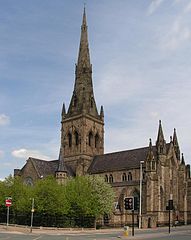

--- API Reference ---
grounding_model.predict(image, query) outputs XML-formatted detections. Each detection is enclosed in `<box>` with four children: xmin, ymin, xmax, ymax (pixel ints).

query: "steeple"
<box><xmin>77</xmin><ymin>6</ymin><xmax>91</xmax><ymax>70</ymax></box>
<box><xmin>60</xmin><ymin>8</ymin><xmax>104</xmax><ymax>176</ymax></box>
<box><xmin>67</xmin><ymin>7</ymin><xmax>99</xmax><ymax>119</ymax></box>
<box><xmin>156</xmin><ymin>120</ymin><xmax>166</xmax><ymax>155</ymax></box>
<box><xmin>173</xmin><ymin>128</ymin><xmax>180</xmax><ymax>160</ymax></box>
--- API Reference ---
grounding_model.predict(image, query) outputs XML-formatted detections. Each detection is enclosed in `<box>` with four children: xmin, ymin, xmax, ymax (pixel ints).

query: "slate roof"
<box><xmin>29</xmin><ymin>158</ymin><xmax>58</xmax><ymax>177</ymax></box>
<box><xmin>21</xmin><ymin>143</ymin><xmax>171</xmax><ymax>177</ymax></box>
<box><xmin>88</xmin><ymin>146</ymin><xmax>157</xmax><ymax>174</ymax></box>
<box><xmin>24</xmin><ymin>157</ymin><xmax>75</xmax><ymax>178</ymax></box>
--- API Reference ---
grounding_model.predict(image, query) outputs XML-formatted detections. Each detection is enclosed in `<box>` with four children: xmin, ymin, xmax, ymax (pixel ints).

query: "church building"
<box><xmin>14</xmin><ymin>8</ymin><xmax>191</xmax><ymax>228</ymax></box>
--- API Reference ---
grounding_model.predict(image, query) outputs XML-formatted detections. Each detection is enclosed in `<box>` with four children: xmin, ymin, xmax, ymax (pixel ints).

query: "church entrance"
<box><xmin>103</xmin><ymin>214</ymin><xmax>109</xmax><ymax>226</ymax></box>
<box><xmin>148</xmin><ymin>217</ymin><xmax>151</xmax><ymax>228</ymax></box>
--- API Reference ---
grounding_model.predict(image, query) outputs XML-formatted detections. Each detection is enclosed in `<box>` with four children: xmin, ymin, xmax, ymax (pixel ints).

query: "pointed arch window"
<box><xmin>88</xmin><ymin>131</ymin><xmax>93</xmax><ymax>146</ymax></box>
<box><xmin>75</xmin><ymin>131</ymin><xmax>79</xmax><ymax>146</ymax></box>
<box><xmin>128</xmin><ymin>172</ymin><xmax>132</xmax><ymax>181</ymax></box>
<box><xmin>68</xmin><ymin>132</ymin><xmax>72</xmax><ymax>148</ymax></box>
<box><xmin>109</xmin><ymin>174</ymin><xmax>114</xmax><ymax>183</ymax></box>
<box><xmin>122</xmin><ymin>173</ymin><xmax>127</xmax><ymax>182</ymax></box>
<box><xmin>159</xmin><ymin>145</ymin><xmax>163</xmax><ymax>154</ymax></box>
<box><xmin>105</xmin><ymin>175</ymin><xmax>108</xmax><ymax>183</ymax></box>
<box><xmin>25</xmin><ymin>177</ymin><xmax>33</xmax><ymax>186</ymax></box>
<box><xmin>151</xmin><ymin>160</ymin><xmax>156</xmax><ymax>170</ymax></box>
<box><xmin>160</xmin><ymin>186</ymin><xmax>164</xmax><ymax>210</ymax></box>
<box><xmin>95</xmin><ymin>133</ymin><xmax>99</xmax><ymax>148</ymax></box>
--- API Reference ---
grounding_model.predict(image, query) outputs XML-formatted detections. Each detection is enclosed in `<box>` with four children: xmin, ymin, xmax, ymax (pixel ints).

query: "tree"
<box><xmin>65</xmin><ymin>175</ymin><xmax>115</xmax><ymax>218</ymax></box>
<box><xmin>0</xmin><ymin>174</ymin><xmax>115</xmax><ymax>227</ymax></box>
<box><xmin>33</xmin><ymin>176</ymin><xmax>69</xmax><ymax>215</ymax></box>
<box><xmin>88</xmin><ymin>175</ymin><xmax>115</xmax><ymax>217</ymax></box>
<box><xmin>0</xmin><ymin>175</ymin><xmax>31</xmax><ymax>212</ymax></box>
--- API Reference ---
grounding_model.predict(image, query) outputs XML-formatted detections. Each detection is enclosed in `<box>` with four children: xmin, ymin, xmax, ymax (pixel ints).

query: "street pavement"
<box><xmin>0</xmin><ymin>225</ymin><xmax>190</xmax><ymax>239</ymax></box>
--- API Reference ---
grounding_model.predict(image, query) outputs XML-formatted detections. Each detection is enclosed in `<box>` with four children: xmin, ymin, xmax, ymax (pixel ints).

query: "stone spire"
<box><xmin>76</xmin><ymin>6</ymin><xmax>91</xmax><ymax>70</ymax></box>
<box><xmin>146</xmin><ymin>138</ymin><xmax>156</xmax><ymax>171</ymax></box>
<box><xmin>181</xmin><ymin>153</ymin><xmax>185</xmax><ymax>165</ymax></box>
<box><xmin>57</xmin><ymin>147</ymin><xmax>67</xmax><ymax>172</ymax></box>
<box><xmin>100</xmin><ymin>105</ymin><xmax>104</xmax><ymax>120</ymax></box>
<box><xmin>67</xmin><ymin>7</ymin><xmax>99</xmax><ymax>118</ymax></box>
<box><xmin>156</xmin><ymin>120</ymin><xmax>166</xmax><ymax>155</ymax></box>
<box><xmin>149</xmin><ymin>138</ymin><xmax>152</xmax><ymax>150</ymax></box>
<box><xmin>62</xmin><ymin>103</ymin><xmax>66</xmax><ymax>119</ymax></box>
<box><xmin>173</xmin><ymin>128</ymin><xmax>180</xmax><ymax>160</ymax></box>
<box><xmin>148</xmin><ymin>138</ymin><xmax>154</xmax><ymax>160</ymax></box>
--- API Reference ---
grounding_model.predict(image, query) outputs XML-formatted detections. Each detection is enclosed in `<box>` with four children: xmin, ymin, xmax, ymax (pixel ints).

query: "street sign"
<box><xmin>5</xmin><ymin>198</ymin><xmax>12</xmax><ymax>207</ymax></box>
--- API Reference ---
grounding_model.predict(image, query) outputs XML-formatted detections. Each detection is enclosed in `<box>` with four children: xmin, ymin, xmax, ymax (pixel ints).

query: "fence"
<box><xmin>0</xmin><ymin>209</ymin><xmax>95</xmax><ymax>228</ymax></box>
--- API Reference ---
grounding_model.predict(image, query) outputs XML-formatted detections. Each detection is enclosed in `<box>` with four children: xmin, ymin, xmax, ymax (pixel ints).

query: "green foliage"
<box><xmin>65</xmin><ymin>176</ymin><xmax>94</xmax><ymax>216</ymax></box>
<box><xmin>33</xmin><ymin>176</ymin><xmax>69</xmax><ymax>215</ymax></box>
<box><xmin>65</xmin><ymin>175</ymin><xmax>115</xmax><ymax>217</ymax></box>
<box><xmin>88</xmin><ymin>175</ymin><xmax>115</xmax><ymax>217</ymax></box>
<box><xmin>0</xmin><ymin>175</ymin><xmax>31</xmax><ymax>212</ymax></box>
<box><xmin>0</xmin><ymin>175</ymin><xmax>115</xmax><ymax>221</ymax></box>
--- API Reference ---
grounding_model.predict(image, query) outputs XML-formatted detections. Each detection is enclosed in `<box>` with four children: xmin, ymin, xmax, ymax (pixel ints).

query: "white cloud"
<box><xmin>0</xmin><ymin>114</ymin><xmax>10</xmax><ymax>126</ymax></box>
<box><xmin>12</xmin><ymin>148</ymin><xmax>52</xmax><ymax>160</ymax></box>
<box><xmin>161</xmin><ymin>18</ymin><xmax>191</xmax><ymax>50</ymax></box>
<box><xmin>157</xmin><ymin>0</ymin><xmax>191</xmax><ymax>51</ymax></box>
<box><xmin>147</xmin><ymin>0</ymin><xmax>165</xmax><ymax>15</ymax></box>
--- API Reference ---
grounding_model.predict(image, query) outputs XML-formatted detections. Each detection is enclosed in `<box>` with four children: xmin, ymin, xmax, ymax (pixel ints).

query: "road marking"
<box><xmin>33</xmin><ymin>236</ymin><xmax>42</xmax><ymax>240</ymax></box>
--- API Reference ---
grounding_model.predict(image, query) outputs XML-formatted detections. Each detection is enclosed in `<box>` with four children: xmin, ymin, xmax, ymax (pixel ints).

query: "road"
<box><xmin>0</xmin><ymin>225</ymin><xmax>190</xmax><ymax>239</ymax></box>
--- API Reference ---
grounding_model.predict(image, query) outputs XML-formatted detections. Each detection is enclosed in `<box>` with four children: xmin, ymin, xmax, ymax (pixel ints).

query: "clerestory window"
<box><xmin>105</xmin><ymin>175</ymin><xmax>108</xmax><ymax>182</ymax></box>
<box><xmin>122</xmin><ymin>173</ymin><xmax>127</xmax><ymax>182</ymax></box>
<box><xmin>109</xmin><ymin>174</ymin><xmax>114</xmax><ymax>183</ymax></box>
<box><xmin>128</xmin><ymin>172</ymin><xmax>132</xmax><ymax>181</ymax></box>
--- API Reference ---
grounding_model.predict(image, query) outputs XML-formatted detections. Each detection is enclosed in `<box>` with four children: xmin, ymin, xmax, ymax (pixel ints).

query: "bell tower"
<box><xmin>59</xmin><ymin>8</ymin><xmax>104</xmax><ymax>176</ymax></box>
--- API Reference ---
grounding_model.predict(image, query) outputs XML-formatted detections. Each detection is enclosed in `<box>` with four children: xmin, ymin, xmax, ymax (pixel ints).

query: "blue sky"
<box><xmin>1</xmin><ymin>0</ymin><xmax>191</xmax><ymax>179</ymax></box>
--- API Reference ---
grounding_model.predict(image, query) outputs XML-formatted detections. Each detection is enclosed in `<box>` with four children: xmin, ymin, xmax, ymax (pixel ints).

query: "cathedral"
<box><xmin>14</xmin><ymin>8</ymin><xmax>191</xmax><ymax>228</ymax></box>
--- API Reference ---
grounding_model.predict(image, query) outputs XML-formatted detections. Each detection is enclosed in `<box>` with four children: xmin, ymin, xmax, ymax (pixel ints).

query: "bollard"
<box><xmin>124</xmin><ymin>226</ymin><xmax>129</xmax><ymax>237</ymax></box>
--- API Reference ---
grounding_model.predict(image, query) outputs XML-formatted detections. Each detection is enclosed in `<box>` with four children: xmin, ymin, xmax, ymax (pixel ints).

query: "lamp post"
<box><xmin>30</xmin><ymin>198</ymin><xmax>34</xmax><ymax>233</ymax></box>
<box><xmin>139</xmin><ymin>161</ymin><xmax>144</xmax><ymax>229</ymax></box>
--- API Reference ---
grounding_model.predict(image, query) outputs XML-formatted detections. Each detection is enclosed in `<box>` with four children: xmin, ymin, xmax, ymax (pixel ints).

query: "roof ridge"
<box><xmin>98</xmin><ymin>145</ymin><xmax>150</xmax><ymax>157</ymax></box>
<box><xmin>30</xmin><ymin>157</ymin><xmax>57</xmax><ymax>163</ymax></box>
